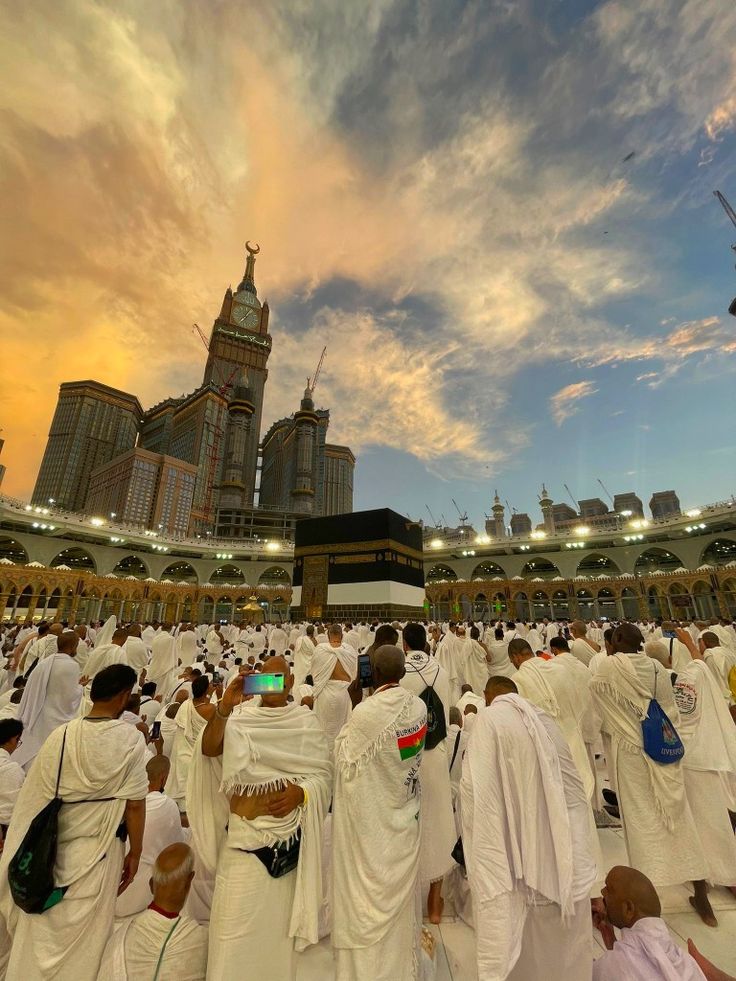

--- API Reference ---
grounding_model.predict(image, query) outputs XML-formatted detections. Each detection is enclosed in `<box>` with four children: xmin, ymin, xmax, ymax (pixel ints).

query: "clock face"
<box><xmin>232</xmin><ymin>302</ymin><xmax>260</xmax><ymax>331</ymax></box>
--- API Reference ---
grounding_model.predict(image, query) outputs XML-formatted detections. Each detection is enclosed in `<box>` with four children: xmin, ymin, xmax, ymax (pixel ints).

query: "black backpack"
<box><xmin>9</xmin><ymin>727</ymin><xmax>68</xmax><ymax>914</ymax></box>
<box><xmin>408</xmin><ymin>663</ymin><xmax>447</xmax><ymax>750</ymax></box>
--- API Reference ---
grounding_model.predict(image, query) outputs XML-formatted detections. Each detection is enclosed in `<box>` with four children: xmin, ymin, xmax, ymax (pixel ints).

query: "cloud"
<box><xmin>0</xmin><ymin>0</ymin><xmax>735</xmax><ymax>504</ymax></box>
<box><xmin>550</xmin><ymin>381</ymin><xmax>598</xmax><ymax>426</ymax></box>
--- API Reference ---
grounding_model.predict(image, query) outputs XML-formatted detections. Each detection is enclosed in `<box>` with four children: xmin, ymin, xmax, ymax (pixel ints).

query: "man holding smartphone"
<box><xmin>191</xmin><ymin>656</ymin><xmax>332</xmax><ymax>980</ymax></box>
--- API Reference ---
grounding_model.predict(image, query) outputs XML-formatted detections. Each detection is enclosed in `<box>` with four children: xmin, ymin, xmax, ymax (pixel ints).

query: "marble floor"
<box><xmin>297</xmin><ymin>827</ymin><xmax>736</xmax><ymax>979</ymax></box>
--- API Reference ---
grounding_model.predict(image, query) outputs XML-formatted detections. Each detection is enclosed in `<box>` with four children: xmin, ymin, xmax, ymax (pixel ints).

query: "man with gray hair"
<box><xmin>100</xmin><ymin>843</ymin><xmax>208</xmax><ymax>979</ymax></box>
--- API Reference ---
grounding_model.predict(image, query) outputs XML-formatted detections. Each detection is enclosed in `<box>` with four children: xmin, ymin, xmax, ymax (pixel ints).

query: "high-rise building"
<box><xmin>201</xmin><ymin>243</ymin><xmax>271</xmax><ymax>507</ymax></box>
<box><xmin>259</xmin><ymin>388</ymin><xmax>354</xmax><ymax>518</ymax></box>
<box><xmin>613</xmin><ymin>492</ymin><xmax>644</xmax><ymax>518</ymax></box>
<box><xmin>551</xmin><ymin>502</ymin><xmax>578</xmax><ymax>526</ymax></box>
<box><xmin>32</xmin><ymin>245</ymin><xmax>354</xmax><ymax>535</ymax></box>
<box><xmin>32</xmin><ymin>381</ymin><xmax>141</xmax><ymax>512</ymax></box>
<box><xmin>650</xmin><ymin>490</ymin><xmax>681</xmax><ymax>520</ymax></box>
<box><xmin>510</xmin><ymin>512</ymin><xmax>532</xmax><ymax>536</ymax></box>
<box><xmin>85</xmin><ymin>448</ymin><xmax>197</xmax><ymax>536</ymax></box>
<box><xmin>0</xmin><ymin>437</ymin><xmax>5</xmax><ymax>489</ymax></box>
<box><xmin>578</xmin><ymin>498</ymin><xmax>609</xmax><ymax>518</ymax></box>
<box><xmin>539</xmin><ymin>485</ymin><xmax>555</xmax><ymax>535</ymax></box>
<box><xmin>323</xmin><ymin>445</ymin><xmax>355</xmax><ymax>516</ymax></box>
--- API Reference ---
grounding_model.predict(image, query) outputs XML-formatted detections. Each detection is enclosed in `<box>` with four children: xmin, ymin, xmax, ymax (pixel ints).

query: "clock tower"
<box><xmin>203</xmin><ymin>242</ymin><xmax>271</xmax><ymax>507</ymax></box>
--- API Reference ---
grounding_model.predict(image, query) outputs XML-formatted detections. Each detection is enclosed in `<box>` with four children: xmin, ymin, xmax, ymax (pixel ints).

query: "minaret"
<box><xmin>487</xmin><ymin>490</ymin><xmax>506</xmax><ymax>540</ymax></box>
<box><xmin>218</xmin><ymin>372</ymin><xmax>255</xmax><ymax>509</ymax></box>
<box><xmin>290</xmin><ymin>384</ymin><xmax>319</xmax><ymax>515</ymax></box>
<box><xmin>540</xmin><ymin>484</ymin><xmax>555</xmax><ymax>535</ymax></box>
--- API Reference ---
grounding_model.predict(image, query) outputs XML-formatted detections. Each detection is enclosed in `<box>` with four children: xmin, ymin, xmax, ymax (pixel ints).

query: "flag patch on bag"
<box><xmin>397</xmin><ymin>723</ymin><xmax>427</xmax><ymax>760</ymax></box>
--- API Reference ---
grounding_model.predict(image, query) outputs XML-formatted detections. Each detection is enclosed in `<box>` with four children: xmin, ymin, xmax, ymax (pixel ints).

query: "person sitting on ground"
<box><xmin>101</xmin><ymin>843</ymin><xmax>208</xmax><ymax>980</ymax></box>
<box><xmin>593</xmin><ymin>865</ymin><xmax>709</xmax><ymax>980</ymax></box>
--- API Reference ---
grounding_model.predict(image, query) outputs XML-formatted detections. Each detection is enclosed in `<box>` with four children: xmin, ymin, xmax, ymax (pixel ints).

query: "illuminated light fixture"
<box><xmin>48</xmin><ymin>525</ymin><xmax>56</xmax><ymax>530</ymax></box>
<box><xmin>685</xmin><ymin>509</ymin><xmax>701</xmax><ymax>518</ymax></box>
<box><xmin>89</xmin><ymin>517</ymin><xmax>105</xmax><ymax>527</ymax></box>
<box><xmin>574</xmin><ymin>525</ymin><xmax>590</xmax><ymax>536</ymax></box>
<box><xmin>530</xmin><ymin>530</ymin><xmax>547</xmax><ymax>540</ymax></box>
<box><xmin>430</xmin><ymin>539</ymin><xmax>444</xmax><ymax>549</ymax></box>
<box><xmin>24</xmin><ymin>505</ymin><xmax>32</xmax><ymax>511</ymax></box>
<box><xmin>32</xmin><ymin>522</ymin><xmax>38</xmax><ymax>528</ymax></box>
<box><xmin>265</xmin><ymin>542</ymin><xmax>280</xmax><ymax>552</ymax></box>
<box><xmin>620</xmin><ymin>510</ymin><xmax>633</xmax><ymax>517</ymax></box>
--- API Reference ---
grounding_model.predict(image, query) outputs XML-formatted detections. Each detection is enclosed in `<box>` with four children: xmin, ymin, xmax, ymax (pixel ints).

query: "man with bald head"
<box><xmin>193</xmin><ymin>654</ymin><xmax>332</xmax><ymax>979</ymax></box>
<box><xmin>333</xmin><ymin>645</ymin><xmax>427</xmax><ymax>980</ymax></box>
<box><xmin>116</xmin><ymin>755</ymin><xmax>185</xmax><ymax>917</ymax></box>
<box><xmin>101</xmin><ymin>843</ymin><xmax>208</xmax><ymax>979</ymax></box>
<box><xmin>591</xmin><ymin>623</ymin><xmax>710</xmax><ymax>918</ymax></box>
<box><xmin>594</xmin><ymin>866</ymin><xmax>708</xmax><ymax>980</ymax></box>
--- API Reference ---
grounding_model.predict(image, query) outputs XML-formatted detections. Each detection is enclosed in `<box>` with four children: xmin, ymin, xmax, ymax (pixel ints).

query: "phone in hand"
<box><xmin>243</xmin><ymin>672</ymin><xmax>285</xmax><ymax>696</ymax></box>
<box><xmin>151</xmin><ymin>720</ymin><xmax>161</xmax><ymax>741</ymax></box>
<box><xmin>357</xmin><ymin>653</ymin><xmax>373</xmax><ymax>689</ymax></box>
<box><xmin>662</xmin><ymin>630</ymin><xmax>677</xmax><ymax>639</ymax></box>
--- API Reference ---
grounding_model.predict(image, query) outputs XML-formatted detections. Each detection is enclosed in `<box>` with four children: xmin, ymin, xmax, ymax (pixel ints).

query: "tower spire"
<box><xmin>237</xmin><ymin>241</ymin><xmax>260</xmax><ymax>295</ymax></box>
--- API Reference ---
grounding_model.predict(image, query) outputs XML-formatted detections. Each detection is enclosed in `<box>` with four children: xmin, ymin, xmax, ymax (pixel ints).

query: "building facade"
<box><xmin>32</xmin><ymin>381</ymin><xmax>142</xmax><ymax>512</ymax></box>
<box><xmin>85</xmin><ymin>448</ymin><xmax>197</xmax><ymax>536</ymax></box>
<box><xmin>31</xmin><ymin>246</ymin><xmax>354</xmax><ymax>535</ymax></box>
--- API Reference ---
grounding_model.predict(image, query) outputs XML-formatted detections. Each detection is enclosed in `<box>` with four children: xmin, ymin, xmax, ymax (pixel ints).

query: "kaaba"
<box><xmin>291</xmin><ymin>508</ymin><xmax>426</xmax><ymax>621</ymax></box>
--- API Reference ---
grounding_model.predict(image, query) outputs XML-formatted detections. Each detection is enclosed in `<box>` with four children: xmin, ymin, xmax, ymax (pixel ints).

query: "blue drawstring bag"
<box><xmin>641</xmin><ymin>666</ymin><xmax>684</xmax><ymax>765</ymax></box>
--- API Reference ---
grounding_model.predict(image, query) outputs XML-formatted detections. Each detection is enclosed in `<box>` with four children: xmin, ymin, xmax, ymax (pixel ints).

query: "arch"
<box><xmin>210</xmin><ymin>565</ymin><xmax>246</xmax><ymax>586</ymax></box>
<box><xmin>721</xmin><ymin>578</ymin><xmax>736</xmax><ymax>617</ymax></box>
<box><xmin>0</xmin><ymin>538</ymin><xmax>29</xmax><ymax>565</ymax></box>
<box><xmin>520</xmin><ymin>558</ymin><xmax>560</xmax><ymax>581</ymax></box>
<box><xmin>700</xmin><ymin>538</ymin><xmax>736</xmax><ymax>568</ymax></box>
<box><xmin>162</xmin><ymin>561</ymin><xmax>198</xmax><ymax>585</ymax></box>
<box><xmin>51</xmin><ymin>547</ymin><xmax>96</xmax><ymax>573</ymax></box>
<box><xmin>634</xmin><ymin>547</ymin><xmax>685</xmax><ymax>575</ymax></box>
<box><xmin>257</xmin><ymin>566</ymin><xmax>291</xmax><ymax>586</ymax></box>
<box><xmin>471</xmin><ymin>560</ymin><xmax>507</xmax><ymax>580</ymax></box>
<box><xmin>620</xmin><ymin>587</ymin><xmax>639</xmax><ymax>620</ymax></box>
<box><xmin>551</xmin><ymin>589</ymin><xmax>570</xmax><ymax>619</ymax></box>
<box><xmin>531</xmin><ymin>590</ymin><xmax>551</xmax><ymax>619</ymax></box>
<box><xmin>576</xmin><ymin>553</ymin><xmax>622</xmax><ymax>577</ymax></box>
<box><xmin>112</xmin><ymin>554</ymin><xmax>149</xmax><ymax>579</ymax></box>
<box><xmin>426</xmin><ymin>564</ymin><xmax>458</xmax><ymax>583</ymax></box>
<box><xmin>691</xmin><ymin>579</ymin><xmax>719</xmax><ymax>619</ymax></box>
<box><xmin>513</xmin><ymin>591</ymin><xmax>530</xmax><ymax>620</ymax></box>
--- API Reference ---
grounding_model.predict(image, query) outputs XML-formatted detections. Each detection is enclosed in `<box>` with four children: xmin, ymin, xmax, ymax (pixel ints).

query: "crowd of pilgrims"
<box><xmin>0</xmin><ymin>613</ymin><xmax>733</xmax><ymax>980</ymax></box>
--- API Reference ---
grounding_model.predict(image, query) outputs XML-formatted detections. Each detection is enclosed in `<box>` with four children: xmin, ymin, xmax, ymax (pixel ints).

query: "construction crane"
<box><xmin>563</xmin><ymin>483</ymin><xmax>578</xmax><ymax>510</ymax></box>
<box><xmin>713</xmin><ymin>191</ymin><xmax>736</xmax><ymax>316</ymax></box>
<box><xmin>597</xmin><ymin>477</ymin><xmax>615</xmax><ymax>508</ymax></box>
<box><xmin>425</xmin><ymin>504</ymin><xmax>441</xmax><ymax>528</ymax></box>
<box><xmin>307</xmin><ymin>346</ymin><xmax>327</xmax><ymax>395</ymax></box>
<box><xmin>452</xmin><ymin>498</ymin><xmax>469</xmax><ymax>526</ymax></box>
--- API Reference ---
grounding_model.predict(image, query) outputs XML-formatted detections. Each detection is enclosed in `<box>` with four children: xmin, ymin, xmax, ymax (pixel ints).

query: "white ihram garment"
<box><xmin>167</xmin><ymin>700</ymin><xmax>208</xmax><ymax>810</ymax></box>
<box><xmin>13</xmin><ymin>653</ymin><xmax>82</xmax><ymax>770</ymax></box>
<box><xmin>591</xmin><ymin>653</ymin><xmax>708</xmax><ymax>886</ymax></box>
<box><xmin>333</xmin><ymin>687</ymin><xmax>426</xmax><ymax>981</ymax></box>
<box><xmin>401</xmin><ymin>651</ymin><xmax>456</xmax><ymax>884</ymax></box>
<box><xmin>123</xmin><ymin>636</ymin><xmax>149</xmax><ymax>673</ymax></box>
<box><xmin>0</xmin><ymin>718</ymin><xmax>147</xmax><ymax>981</ymax></box>
<box><xmin>570</xmin><ymin>636</ymin><xmax>599</xmax><ymax>667</ymax></box>
<box><xmin>292</xmin><ymin>635</ymin><xmax>317</xmax><ymax>690</ymax></box>
<box><xmin>115</xmin><ymin>791</ymin><xmax>185</xmax><ymax>917</ymax></box>
<box><xmin>0</xmin><ymin>749</ymin><xmax>24</xmax><ymax>824</ymax></box>
<box><xmin>703</xmin><ymin>646</ymin><xmax>736</xmax><ymax>704</ymax></box>
<box><xmin>187</xmin><ymin>703</ymin><xmax>332</xmax><ymax>979</ymax></box>
<box><xmin>100</xmin><ymin>908</ymin><xmax>208</xmax><ymax>980</ymax></box>
<box><xmin>311</xmin><ymin>643</ymin><xmax>356</xmax><ymax>752</ymax></box>
<box><xmin>462</xmin><ymin>640</ymin><xmax>490</xmax><ymax>695</ymax></box>
<box><xmin>674</xmin><ymin>659</ymin><xmax>736</xmax><ymax>884</ymax></box>
<box><xmin>461</xmin><ymin>694</ymin><xmax>593</xmax><ymax>981</ymax></box>
<box><xmin>177</xmin><ymin>631</ymin><xmax>198</xmax><ymax>667</ymax></box>
<box><xmin>148</xmin><ymin>633</ymin><xmax>178</xmax><ymax>700</ymax></box>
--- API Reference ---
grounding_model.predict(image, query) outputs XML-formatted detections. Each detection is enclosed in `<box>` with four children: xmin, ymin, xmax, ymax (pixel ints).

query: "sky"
<box><xmin>1</xmin><ymin>0</ymin><xmax>736</xmax><ymax>530</ymax></box>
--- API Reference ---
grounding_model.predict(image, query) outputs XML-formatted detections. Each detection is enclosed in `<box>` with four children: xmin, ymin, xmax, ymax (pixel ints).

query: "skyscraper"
<box><xmin>201</xmin><ymin>242</ymin><xmax>271</xmax><ymax>507</ymax></box>
<box><xmin>32</xmin><ymin>381</ymin><xmax>142</xmax><ymax>511</ymax></box>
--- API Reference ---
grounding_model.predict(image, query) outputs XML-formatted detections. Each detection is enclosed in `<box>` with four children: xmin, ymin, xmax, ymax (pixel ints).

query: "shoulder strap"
<box><xmin>55</xmin><ymin>726</ymin><xmax>68</xmax><ymax>799</ymax></box>
<box><xmin>153</xmin><ymin>918</ymin><xmax>181</xmax><ymax>981</ymax></box>
<box><xmin>449</xmin><ymin>730</ymin><xmax>462</xmax><ymax>770</ymax></box>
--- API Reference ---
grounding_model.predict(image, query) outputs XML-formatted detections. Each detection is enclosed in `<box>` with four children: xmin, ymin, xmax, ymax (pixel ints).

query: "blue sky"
<box><xmin>1</xmin><ymin>0</ymin><xmax>735</xmax><ymax>528</ymax></box>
